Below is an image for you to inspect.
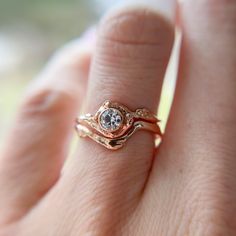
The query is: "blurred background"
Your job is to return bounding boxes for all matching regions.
[0,0,178,144]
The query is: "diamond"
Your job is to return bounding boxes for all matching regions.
[99,108,123,131]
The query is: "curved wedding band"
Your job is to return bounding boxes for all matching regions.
[75,101,162,150]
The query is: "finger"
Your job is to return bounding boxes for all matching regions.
[152,1,236,180]
[0,35,93,225]
[50,0,176,231]
[144,0,236,234]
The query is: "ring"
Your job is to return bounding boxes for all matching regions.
[75,101,162,150]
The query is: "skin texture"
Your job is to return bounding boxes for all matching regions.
[0,0,236,235]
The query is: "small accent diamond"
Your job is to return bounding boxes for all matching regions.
[100,108,123,131]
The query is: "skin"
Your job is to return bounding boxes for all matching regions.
[0,0,236,235]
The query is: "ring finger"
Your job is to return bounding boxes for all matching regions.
[28,1,176,234]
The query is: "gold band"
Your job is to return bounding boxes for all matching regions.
[75,101,162,150]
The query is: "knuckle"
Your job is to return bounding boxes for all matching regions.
[21,88,74,118]
[100,7,173,45]
[98,7,174,60]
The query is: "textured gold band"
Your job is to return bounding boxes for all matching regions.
[75,101,162,150]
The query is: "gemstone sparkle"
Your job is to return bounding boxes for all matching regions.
[99,108,123,131]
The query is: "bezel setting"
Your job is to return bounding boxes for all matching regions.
[76,100,162,150]
[99,108,123,132]
[93,101,134,138]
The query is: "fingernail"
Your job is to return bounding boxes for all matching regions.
[109,0,176,24]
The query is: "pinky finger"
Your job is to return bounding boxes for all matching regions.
[0,35,93,225]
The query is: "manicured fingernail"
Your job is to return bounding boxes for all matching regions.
[109,0,176,23]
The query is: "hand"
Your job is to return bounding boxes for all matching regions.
[1,0,236,235]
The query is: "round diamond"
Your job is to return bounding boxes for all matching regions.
[99,108,123,131]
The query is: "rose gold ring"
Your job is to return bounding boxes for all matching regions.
[75,101,162,150]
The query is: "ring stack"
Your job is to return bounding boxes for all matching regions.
[75,101,162,150]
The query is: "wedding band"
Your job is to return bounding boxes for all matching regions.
[75,101,162,150]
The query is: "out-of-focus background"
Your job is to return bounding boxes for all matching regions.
[0,0,178,143]
[0,0,97,140]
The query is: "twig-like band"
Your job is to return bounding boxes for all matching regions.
[75,101,162,150]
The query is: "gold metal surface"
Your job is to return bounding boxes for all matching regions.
[75,101,162,150]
